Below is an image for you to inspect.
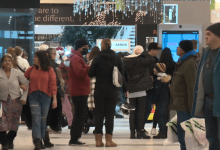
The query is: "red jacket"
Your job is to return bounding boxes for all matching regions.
[24,66,57,97]
[69,50,90,97]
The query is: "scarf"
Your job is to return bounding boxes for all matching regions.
[178,50,197,62]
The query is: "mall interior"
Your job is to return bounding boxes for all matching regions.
[0,0,219,150]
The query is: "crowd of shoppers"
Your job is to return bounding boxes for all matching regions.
[0,23,219,150]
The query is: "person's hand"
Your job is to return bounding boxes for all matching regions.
[151,104,156,109]
[52,97,57,109]
[61,87,65,93]
[61,97,65,103]
[124,91,129,97]
[21,100,26,105]
[20,85,27,91]
[151,76,154,82]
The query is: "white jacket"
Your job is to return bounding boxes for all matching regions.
[17,56,30,73]
[0,68,29,101]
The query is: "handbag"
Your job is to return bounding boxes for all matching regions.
[61,114,68,127]
[113,57,123,87]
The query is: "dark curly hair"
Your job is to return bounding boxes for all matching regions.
[34,51,51,71]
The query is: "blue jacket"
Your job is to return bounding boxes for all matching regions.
[192,47,220,118]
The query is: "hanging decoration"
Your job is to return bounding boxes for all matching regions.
[73,0,160,21]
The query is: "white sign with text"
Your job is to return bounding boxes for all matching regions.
[96,39,130,52]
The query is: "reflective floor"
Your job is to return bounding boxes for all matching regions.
[15,117,208,150]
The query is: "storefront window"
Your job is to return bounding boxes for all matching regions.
[0,8,35,65]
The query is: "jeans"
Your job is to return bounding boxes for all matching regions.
[29,91,51,139]
[129,96,147,131]
[204,97,220,150]
[94,89,117,135]
[155,101,168,133]
[70,96,88,142]
[176,111,191,150]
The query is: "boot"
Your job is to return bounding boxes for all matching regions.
[153,132,167,139]
[2,145,8,150]
[40,139,45,149]
[43,131,54,148]
[130,130,136,139]
[7,131,16,150]
[33,139,41,150]
[105,134,117,147]
[137,130,150,139]
[8,141,13,149]
[95,134,104,147]
[1,132,8,150]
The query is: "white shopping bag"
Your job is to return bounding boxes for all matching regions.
[164,115,178,146]
[190,118,208,145]
[181,120,201,150]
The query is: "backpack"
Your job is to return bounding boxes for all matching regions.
[113,57,123,87]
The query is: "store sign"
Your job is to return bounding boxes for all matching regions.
[96,39,130,52]
[34,4,161,25]
[35,34,59,41]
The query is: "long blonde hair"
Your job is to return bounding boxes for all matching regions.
[56,67,65,87]
[101,38,111,51]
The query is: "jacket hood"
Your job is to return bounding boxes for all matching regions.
[125,45,144,58]
[99,49,116,60]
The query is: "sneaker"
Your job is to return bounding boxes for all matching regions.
[151,128,156,135]
[69,140,88,146]
[121,103,135,111]
[143,129,149,134]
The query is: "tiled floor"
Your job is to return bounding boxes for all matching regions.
[14,117,208,150]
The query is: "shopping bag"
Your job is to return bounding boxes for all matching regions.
[164,115,178,146]
[190,118,208,145]
[181,120,201,150]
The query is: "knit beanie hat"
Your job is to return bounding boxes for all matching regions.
[206,23,220,38]
[155,63,166,73]
[75,39,88,50]
[179,40,193,53]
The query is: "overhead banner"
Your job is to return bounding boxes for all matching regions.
[34,4,161,25]
[96,39,130,52]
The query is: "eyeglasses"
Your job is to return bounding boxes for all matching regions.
[52,53,56,55]
[3,60,12,63]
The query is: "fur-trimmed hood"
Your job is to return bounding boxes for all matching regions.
[156,73,171,83]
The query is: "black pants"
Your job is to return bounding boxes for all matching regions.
[70,96,88,142]
[0,131,16,146]
[154,101,168,133]
[129,96,147,131]
[47,92,63,131]
[94,89,117,135]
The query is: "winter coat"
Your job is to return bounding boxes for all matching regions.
[170,55,198,112]
[59,54,74,95]
[152,73,171,104]
[87,59,95,109]
[123,52,154,93]
[88,48,126,93]
[192,47,220,118]
[69,50,90,97]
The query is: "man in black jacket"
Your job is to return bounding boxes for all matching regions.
[142,42,161,135]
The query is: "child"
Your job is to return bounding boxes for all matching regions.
[152,63,171,139]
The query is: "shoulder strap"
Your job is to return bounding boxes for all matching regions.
[17,65,25,73]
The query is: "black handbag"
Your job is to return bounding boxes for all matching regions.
[61,114,68,127]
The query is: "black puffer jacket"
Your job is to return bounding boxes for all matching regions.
[88,48,127,93]
[123,52,155,93]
